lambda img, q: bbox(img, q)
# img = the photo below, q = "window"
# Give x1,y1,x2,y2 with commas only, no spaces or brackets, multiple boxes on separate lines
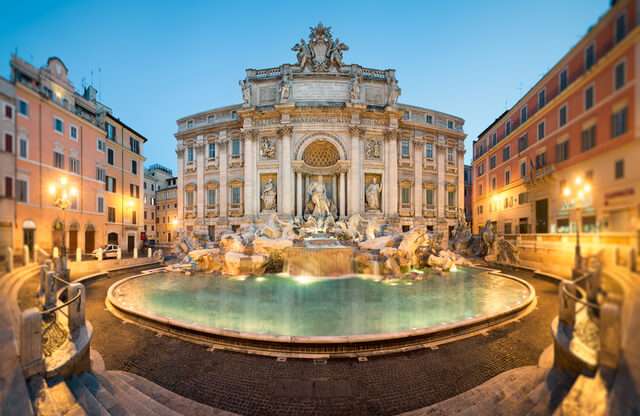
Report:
97,138,106,152
615,13,626,43
69,125,78,140
447,189,456,207
520,161,527,178
108,207,116,222
54,117,64,134
4,104,13,119
504,223,512,235
559,70,569,92
611,107,628,138
505,170,511,185
231,139,241,157
519,218,529,234
106,122,116,140
538,89,546,109
4,133,13,153
502,145,510,162
581,125,596,151
207,189,217,206
129,137,140,154
518,192,528,205
185,191,194,207
97,196,104,213
520,106,528,123
615,159,624,179
231,111,238,120
53,151,64,169
4,177,12,198
19,137,27,159
106,176,116,193
18,99,28,117
96,167,106,182
107,148,115,165
556,140,569,163
131,160,138,175
477,205,483,215
491,176,496,190
131,211,137,225
505,120,512,136
207,115,215,123
425,143,433,159
585,43,595,70
584,86,594,110
130,184,140,198
401,140,410,159
208,143,216,159
535,152,547,169
559,105,567,127
447,147,454,163
447,120,454,129
490,132,497,147
489,155,496,169
614,61,625,90
16,179,27,202
518,134,529,152
426,114,433,124
537,122,545,140
187,147,194,162
401,187,411,207
425,189,434,207
476,162,485,176
187,120,194,128
231,187,241,204
69,157,80,174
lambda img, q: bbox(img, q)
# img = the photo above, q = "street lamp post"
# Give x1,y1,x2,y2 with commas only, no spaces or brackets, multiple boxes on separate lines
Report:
49,176,78,282
562,176,592,275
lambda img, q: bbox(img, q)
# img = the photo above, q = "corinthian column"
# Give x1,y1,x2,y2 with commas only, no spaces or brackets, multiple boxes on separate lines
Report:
176,142,185,228
436,135,446,219
279,125,294,216
339,171,346,218
195,135,205,221
243,130,257,217
414,141,423,217
296,171,303,218
385,129,399,217
348,126,363,215
457,143,465,211
218,131,228,218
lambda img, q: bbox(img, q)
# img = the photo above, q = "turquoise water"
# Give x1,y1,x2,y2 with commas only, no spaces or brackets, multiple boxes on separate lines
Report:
113,268,530,337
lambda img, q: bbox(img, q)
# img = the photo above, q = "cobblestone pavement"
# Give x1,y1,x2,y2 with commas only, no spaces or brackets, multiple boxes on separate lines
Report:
85,269,558,416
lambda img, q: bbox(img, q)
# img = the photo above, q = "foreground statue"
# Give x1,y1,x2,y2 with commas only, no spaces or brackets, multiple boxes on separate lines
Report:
365,178,382,211
306,176,331,218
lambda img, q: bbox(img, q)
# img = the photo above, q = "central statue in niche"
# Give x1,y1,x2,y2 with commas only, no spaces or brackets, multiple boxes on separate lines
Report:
307,176,331,218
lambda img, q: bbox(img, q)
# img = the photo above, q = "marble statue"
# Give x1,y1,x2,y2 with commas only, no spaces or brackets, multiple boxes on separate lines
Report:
350,74,361,101
260,138,276,160
387,74,400,105
261,179,277,211
292,38,313,70
328,38,349,68
366,177,382,210
365,139,381,160
239,79,251,105
307,176,331,217
280,75,291,102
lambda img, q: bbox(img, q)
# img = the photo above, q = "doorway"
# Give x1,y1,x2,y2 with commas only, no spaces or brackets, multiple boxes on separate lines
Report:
107,232,119,245
127,235,135,254
85,229,95,252
23,229,35,254
69,230,78,253
535,199,549,233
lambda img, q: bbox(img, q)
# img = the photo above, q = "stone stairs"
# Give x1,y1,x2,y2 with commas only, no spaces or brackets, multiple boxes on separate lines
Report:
29,370,237,416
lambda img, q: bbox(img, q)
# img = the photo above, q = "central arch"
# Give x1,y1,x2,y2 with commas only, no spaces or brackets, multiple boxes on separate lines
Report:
295,133,347,162
302,140,340,167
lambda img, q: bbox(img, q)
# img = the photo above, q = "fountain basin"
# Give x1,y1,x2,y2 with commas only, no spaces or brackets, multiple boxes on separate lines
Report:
107,267,535,357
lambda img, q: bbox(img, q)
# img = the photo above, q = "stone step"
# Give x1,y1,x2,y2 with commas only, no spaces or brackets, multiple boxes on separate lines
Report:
67,375,110,416
78,372,127,416
96,372,181,416
113,371,237,416
30,376,86,416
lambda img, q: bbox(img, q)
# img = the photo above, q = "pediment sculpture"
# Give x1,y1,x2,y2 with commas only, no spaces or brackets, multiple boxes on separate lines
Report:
292,23,349,72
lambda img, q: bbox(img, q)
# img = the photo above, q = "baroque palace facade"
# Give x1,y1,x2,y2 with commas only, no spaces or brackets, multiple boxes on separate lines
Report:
175,24,466,241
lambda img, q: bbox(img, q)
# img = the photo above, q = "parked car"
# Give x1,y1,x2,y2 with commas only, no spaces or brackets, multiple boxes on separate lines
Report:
91,244,120,259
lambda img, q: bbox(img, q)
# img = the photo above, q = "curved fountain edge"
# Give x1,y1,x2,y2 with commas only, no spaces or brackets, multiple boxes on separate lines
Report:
104,265,537,356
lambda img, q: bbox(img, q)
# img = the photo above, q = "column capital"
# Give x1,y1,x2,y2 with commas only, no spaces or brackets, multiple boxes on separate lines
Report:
278,125,293,137
241,129,259,141
384,129,398,141
349,126,364,138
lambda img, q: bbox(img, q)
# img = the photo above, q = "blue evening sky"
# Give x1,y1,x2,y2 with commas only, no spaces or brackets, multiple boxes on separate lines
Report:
0,0,608,171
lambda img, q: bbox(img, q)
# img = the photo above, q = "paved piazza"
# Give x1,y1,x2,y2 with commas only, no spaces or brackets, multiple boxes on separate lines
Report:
87,267,557,416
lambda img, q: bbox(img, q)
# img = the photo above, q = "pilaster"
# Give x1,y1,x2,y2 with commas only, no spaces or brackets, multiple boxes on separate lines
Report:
384,129,399,217
279,125,294,216
436,135,446,219
348,126,363,215
195,135,206,221
175,143,185,230
218,131,228,219
414,141,423,217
